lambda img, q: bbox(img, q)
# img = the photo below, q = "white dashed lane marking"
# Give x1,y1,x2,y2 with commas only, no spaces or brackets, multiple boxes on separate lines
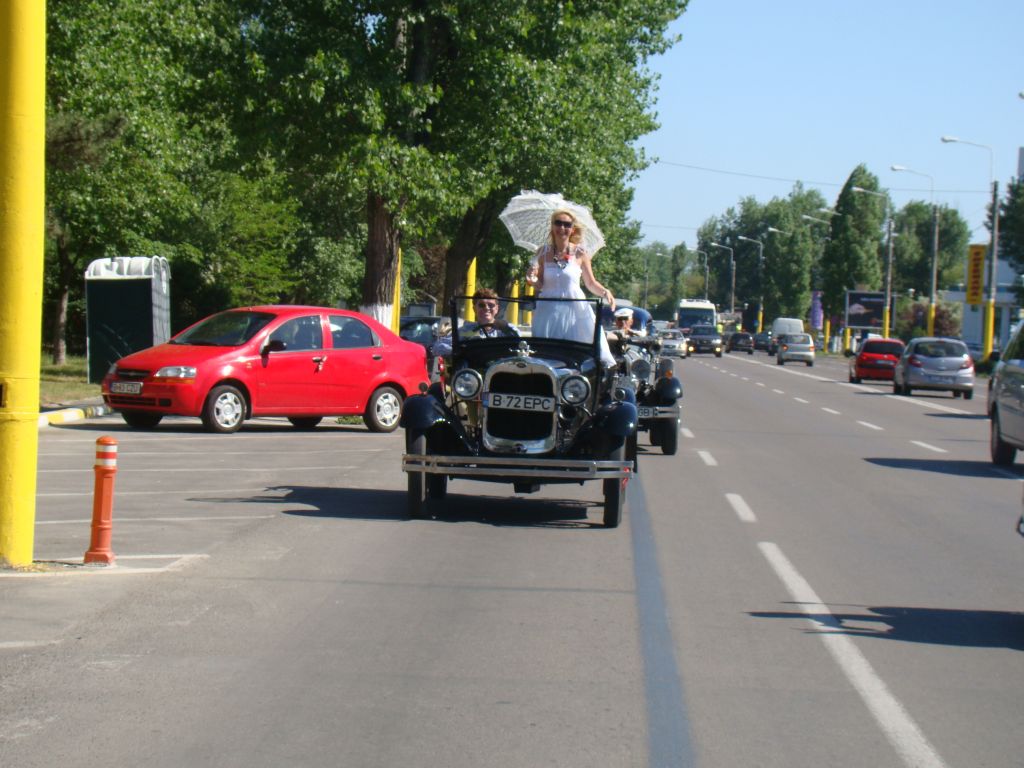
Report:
697,450,718,467
911,440,948,454
726,493,757,523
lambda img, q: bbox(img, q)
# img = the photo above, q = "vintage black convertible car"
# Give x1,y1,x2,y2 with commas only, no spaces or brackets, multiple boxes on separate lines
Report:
400,297,636,527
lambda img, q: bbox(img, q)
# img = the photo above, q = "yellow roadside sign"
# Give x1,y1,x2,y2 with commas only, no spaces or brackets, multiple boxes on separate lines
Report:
966,244,986,306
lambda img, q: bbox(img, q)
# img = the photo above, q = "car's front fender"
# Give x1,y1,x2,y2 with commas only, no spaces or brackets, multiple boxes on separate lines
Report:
655,376,683,403
595,399,638,438
399,393,450,431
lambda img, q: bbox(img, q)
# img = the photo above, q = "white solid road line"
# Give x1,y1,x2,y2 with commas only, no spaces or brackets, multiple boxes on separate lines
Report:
37,515,276,525
725,493,757,523
911,440,948,454
758,542,949,768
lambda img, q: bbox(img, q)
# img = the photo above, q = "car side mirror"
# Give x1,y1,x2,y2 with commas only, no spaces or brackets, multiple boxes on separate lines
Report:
989,350,1001,363
843,349,854,357
262,339,287,355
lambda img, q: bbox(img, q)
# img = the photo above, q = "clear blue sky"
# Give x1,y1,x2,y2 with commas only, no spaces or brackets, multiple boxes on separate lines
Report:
629,0,1024,248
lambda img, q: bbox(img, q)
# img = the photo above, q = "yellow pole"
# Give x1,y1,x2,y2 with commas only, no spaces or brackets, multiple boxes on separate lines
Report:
0,2,46,567
843,326,852,353
390,248,402,333
823,318,831,354
523,284,533,326
508,281,520,325
464,257,477,321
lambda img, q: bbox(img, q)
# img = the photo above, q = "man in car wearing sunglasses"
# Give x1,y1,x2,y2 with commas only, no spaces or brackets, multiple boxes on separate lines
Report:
432,288,519,357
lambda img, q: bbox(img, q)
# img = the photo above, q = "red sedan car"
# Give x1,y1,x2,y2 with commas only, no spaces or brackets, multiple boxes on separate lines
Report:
102,306,429,433
848,338,905,383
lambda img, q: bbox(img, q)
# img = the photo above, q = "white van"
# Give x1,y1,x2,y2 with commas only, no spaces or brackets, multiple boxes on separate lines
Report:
769,317,804,354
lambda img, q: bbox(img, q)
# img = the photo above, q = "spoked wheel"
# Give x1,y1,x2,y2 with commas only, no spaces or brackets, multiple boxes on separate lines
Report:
660,419,679,456
603,444,627,529
407,432,428,518
122,411,163,429
288,417,322,430
427,473,448,500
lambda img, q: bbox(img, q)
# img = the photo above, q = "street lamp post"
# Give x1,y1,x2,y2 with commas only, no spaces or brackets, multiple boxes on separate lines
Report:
737,235,764,332
801,213,838,347
693,249,709,300
941,135,999,360
710,242,734,313
891,165,939,335
850,187,895,338
764,227,790,333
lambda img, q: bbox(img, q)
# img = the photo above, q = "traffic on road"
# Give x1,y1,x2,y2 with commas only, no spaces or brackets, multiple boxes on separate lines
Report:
4,349,1021,767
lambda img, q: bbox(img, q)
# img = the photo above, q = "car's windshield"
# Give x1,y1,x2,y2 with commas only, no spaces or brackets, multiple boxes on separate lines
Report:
451,295,603,351
863,341,903,356
173,311,276,346
789,334,812,344
916,341,968,358
691,325,716,335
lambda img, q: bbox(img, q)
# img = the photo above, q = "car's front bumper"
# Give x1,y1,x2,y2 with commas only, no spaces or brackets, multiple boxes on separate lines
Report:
637,404,680,421
102,380,204,415
402,453,632,481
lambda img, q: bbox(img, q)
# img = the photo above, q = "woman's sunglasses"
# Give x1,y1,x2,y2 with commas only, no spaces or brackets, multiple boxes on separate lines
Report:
553,220,574,229
475,301,498,310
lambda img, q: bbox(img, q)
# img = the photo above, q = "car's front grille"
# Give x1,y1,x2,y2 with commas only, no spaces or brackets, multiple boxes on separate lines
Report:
116,368,150,381
108,395,160,406
485,369,555,442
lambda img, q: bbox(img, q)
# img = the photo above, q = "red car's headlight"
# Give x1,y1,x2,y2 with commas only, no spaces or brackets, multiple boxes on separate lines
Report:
154,366,198,379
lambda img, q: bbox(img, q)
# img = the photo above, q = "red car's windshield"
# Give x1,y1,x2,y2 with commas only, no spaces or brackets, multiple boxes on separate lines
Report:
172,311,277,346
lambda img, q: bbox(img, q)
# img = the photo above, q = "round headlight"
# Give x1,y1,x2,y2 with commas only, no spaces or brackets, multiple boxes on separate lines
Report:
629,358,652,380
452,369,483,399
560,375,590,404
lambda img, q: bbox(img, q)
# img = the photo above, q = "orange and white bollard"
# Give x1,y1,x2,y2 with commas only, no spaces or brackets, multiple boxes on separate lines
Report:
84,436,118,565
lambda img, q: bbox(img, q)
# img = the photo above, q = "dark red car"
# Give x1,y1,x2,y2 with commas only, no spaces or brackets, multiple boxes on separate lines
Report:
102,306,429,433
848,338,905,383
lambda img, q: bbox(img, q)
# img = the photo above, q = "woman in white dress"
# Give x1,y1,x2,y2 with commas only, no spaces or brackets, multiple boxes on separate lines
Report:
526,209,617,366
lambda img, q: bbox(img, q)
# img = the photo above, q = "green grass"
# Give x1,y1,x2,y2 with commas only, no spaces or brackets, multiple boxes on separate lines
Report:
39,355,101,407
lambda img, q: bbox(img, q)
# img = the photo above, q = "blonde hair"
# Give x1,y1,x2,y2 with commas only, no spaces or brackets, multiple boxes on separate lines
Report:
549,209,586,248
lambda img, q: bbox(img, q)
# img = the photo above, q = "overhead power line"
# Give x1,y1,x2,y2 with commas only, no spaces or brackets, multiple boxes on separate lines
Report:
652,159,989,195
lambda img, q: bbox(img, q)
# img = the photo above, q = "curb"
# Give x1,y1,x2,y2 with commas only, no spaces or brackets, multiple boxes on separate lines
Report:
38,403,114,428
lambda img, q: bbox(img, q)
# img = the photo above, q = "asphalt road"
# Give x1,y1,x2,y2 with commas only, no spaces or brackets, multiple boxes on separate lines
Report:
2,353,1022,767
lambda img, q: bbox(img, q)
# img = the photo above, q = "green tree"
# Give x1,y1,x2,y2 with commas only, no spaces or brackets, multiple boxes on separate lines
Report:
999,178,1024,303
821,165,885,319
228,1,687,319
46,0,227,361
890,201,969,300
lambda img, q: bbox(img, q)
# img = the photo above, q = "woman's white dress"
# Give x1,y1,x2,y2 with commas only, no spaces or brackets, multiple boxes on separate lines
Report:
532,245,616,366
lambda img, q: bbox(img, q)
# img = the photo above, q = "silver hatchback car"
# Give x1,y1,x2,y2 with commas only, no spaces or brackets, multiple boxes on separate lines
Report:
892,337,974,399
776,333,815,366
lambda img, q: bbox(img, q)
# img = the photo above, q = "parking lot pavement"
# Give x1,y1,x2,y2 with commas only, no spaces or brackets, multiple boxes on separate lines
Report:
3,414,407,649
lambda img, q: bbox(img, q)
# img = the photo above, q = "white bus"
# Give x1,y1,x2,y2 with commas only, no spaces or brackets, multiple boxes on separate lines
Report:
677,299,717,332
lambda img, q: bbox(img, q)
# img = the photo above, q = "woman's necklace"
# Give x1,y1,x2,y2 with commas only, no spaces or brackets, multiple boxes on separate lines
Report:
552,244,571,270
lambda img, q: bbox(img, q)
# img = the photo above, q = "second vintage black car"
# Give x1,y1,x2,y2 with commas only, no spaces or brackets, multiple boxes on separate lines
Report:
607,332,682,456
401,297,637,528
